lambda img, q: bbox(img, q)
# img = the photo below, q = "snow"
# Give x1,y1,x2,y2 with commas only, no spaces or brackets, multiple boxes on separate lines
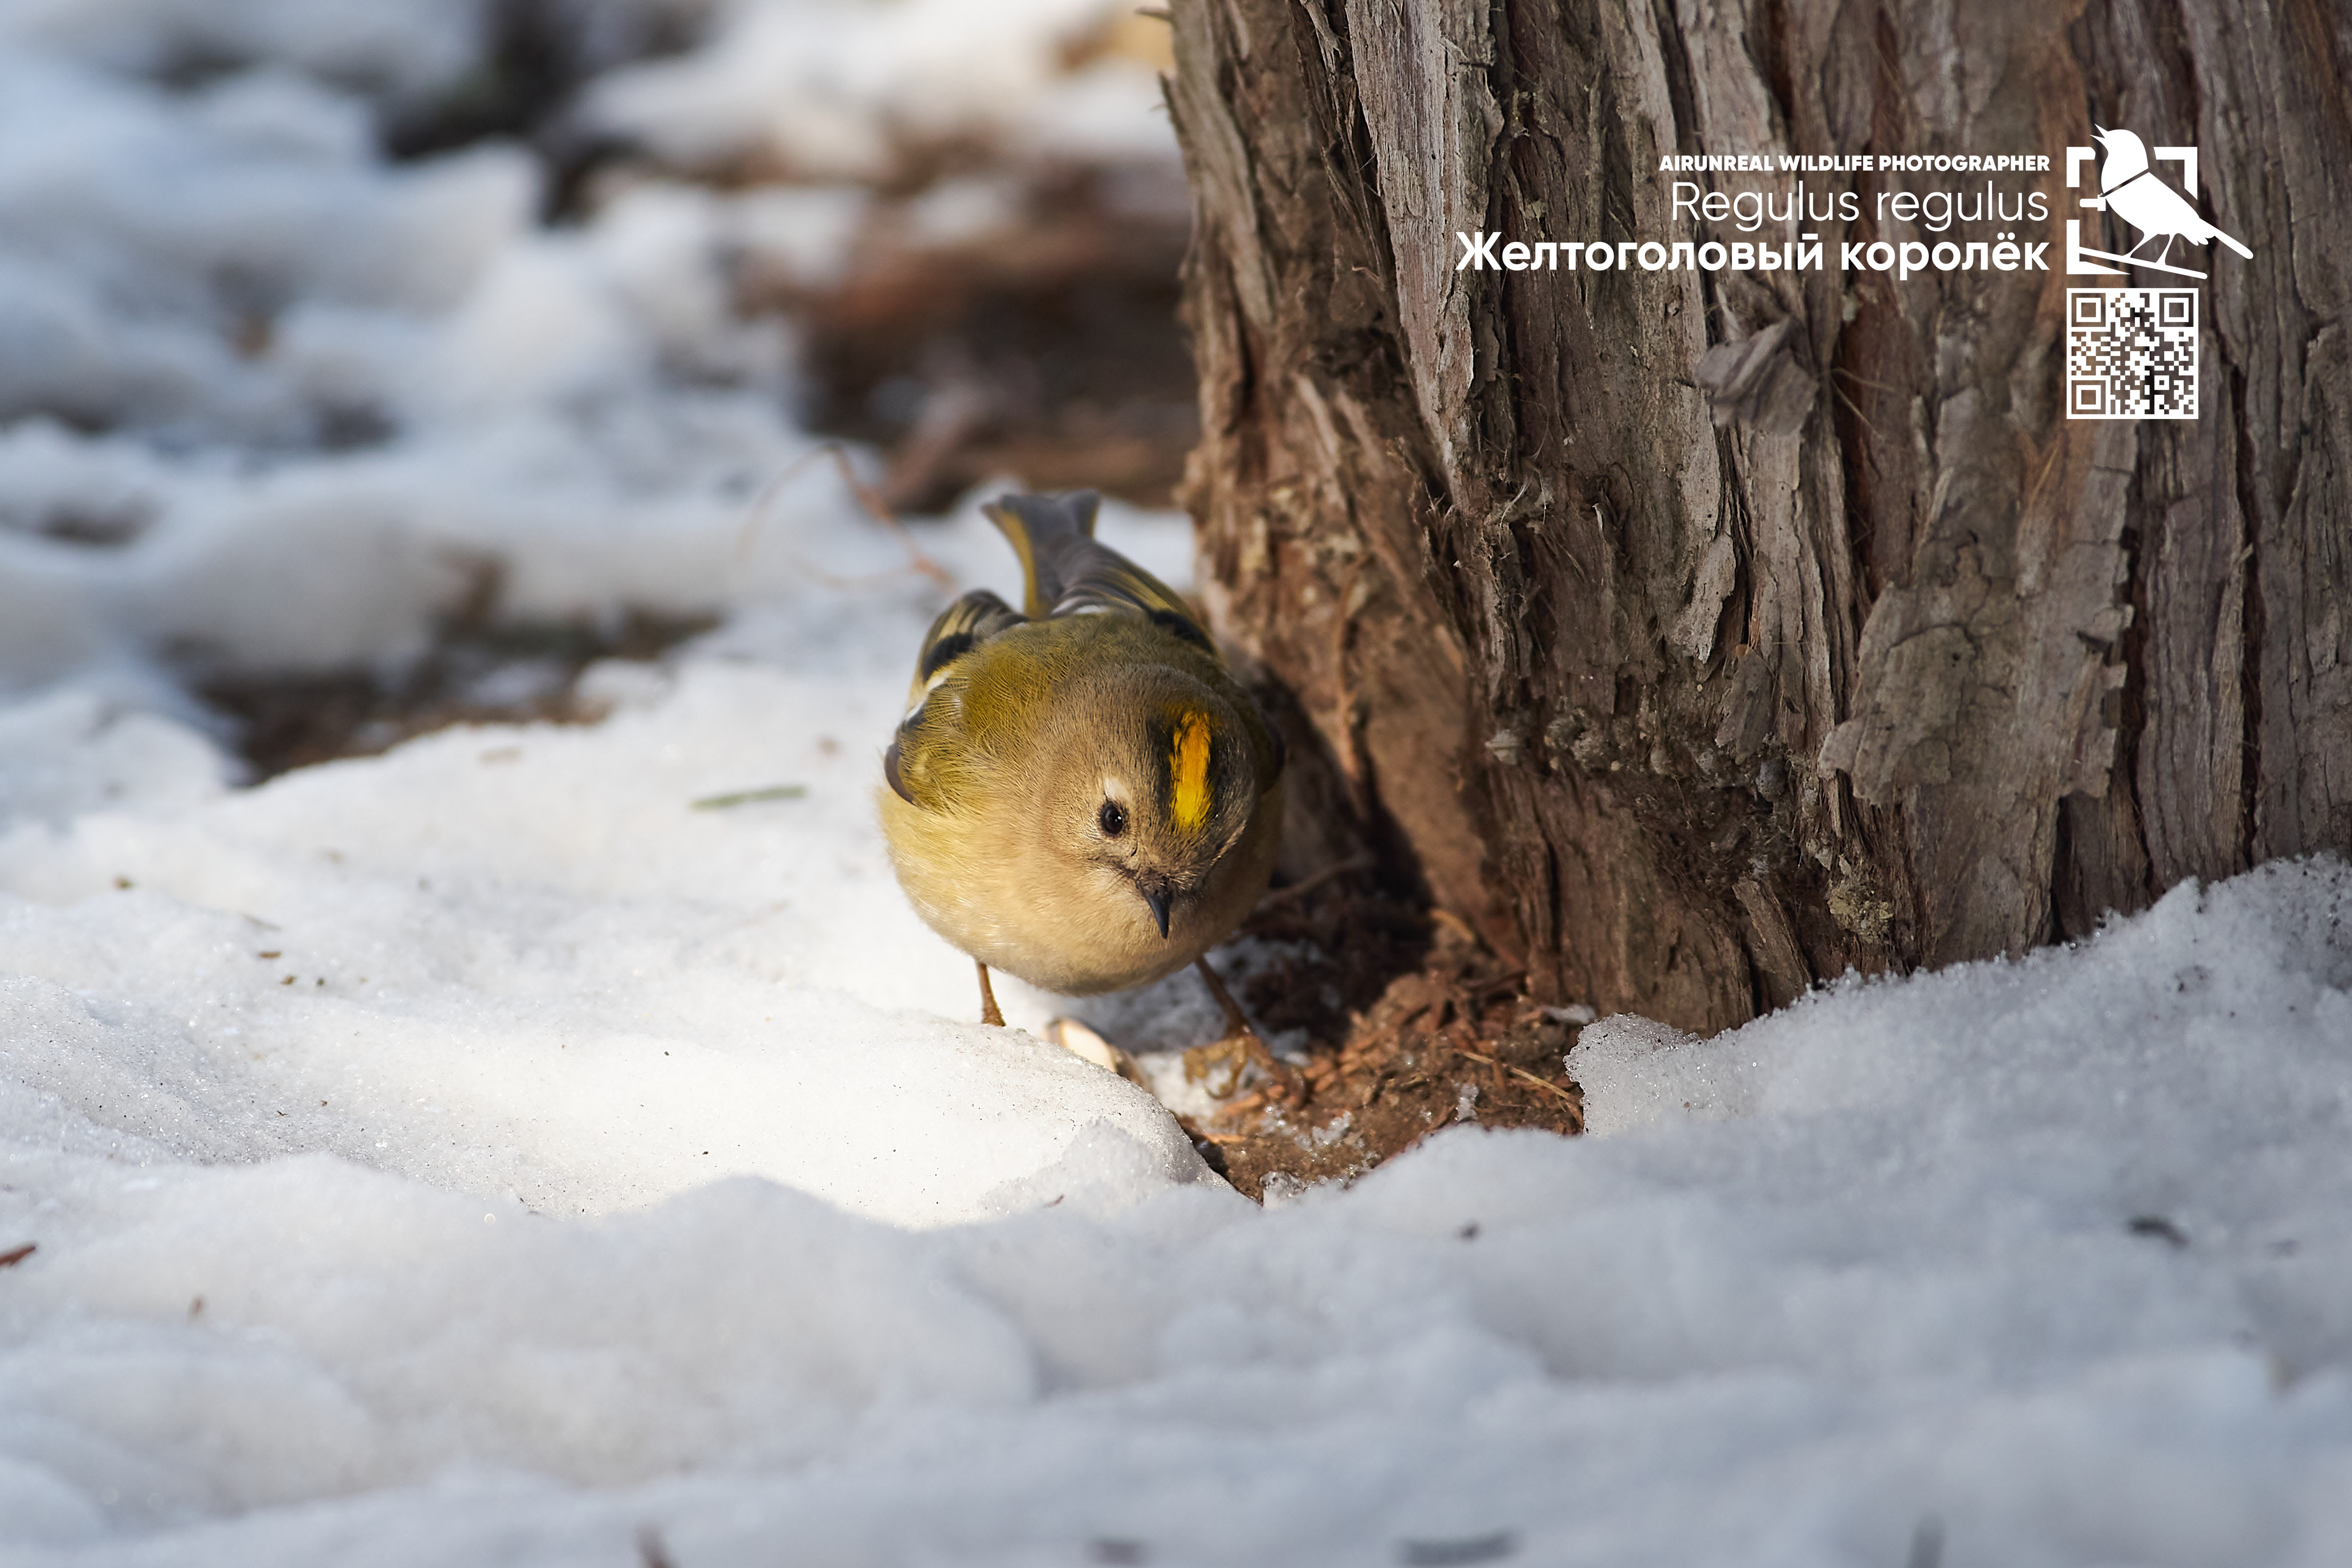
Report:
2,1,2350,1564
582,0,1175,180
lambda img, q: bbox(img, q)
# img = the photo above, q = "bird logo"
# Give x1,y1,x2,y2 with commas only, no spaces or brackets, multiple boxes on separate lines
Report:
2071,127,2251,278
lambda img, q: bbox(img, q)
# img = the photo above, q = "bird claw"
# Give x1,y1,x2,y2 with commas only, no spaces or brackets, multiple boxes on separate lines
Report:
1182,1035,1252,1098
1182,1029,1303,1106
1184,954,1300,1102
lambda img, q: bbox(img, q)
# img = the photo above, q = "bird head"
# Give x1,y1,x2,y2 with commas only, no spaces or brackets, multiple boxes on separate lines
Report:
1035,667,1262,941
2091,126,2150,179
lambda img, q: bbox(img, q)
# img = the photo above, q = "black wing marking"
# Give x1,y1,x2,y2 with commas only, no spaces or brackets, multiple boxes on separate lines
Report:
906,589,1023,703
889,589,1026,805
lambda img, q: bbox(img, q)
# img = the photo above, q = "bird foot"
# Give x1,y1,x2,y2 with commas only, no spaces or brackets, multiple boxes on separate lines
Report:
1181,1028,1303,1107
1181,1035,1251,1099
1185,956,1303,1106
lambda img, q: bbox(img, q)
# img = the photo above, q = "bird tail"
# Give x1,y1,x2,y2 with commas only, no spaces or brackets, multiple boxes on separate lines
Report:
983,491,1099,617
2213,227,2253,259
981,492,1208,650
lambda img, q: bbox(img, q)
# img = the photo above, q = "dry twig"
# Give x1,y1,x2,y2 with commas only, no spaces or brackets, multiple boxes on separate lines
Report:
735,442,957,594
1450,1045,1581,1106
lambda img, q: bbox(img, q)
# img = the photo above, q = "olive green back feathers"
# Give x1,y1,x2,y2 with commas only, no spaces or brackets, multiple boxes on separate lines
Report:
883,491,1282,813
877,490,1286,997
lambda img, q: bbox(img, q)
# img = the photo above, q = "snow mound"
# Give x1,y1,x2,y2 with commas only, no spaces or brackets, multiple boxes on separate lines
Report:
4,841,2349,1562
0,650,1221,1228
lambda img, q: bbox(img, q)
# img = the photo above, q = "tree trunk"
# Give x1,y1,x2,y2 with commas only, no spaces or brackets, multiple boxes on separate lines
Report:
1166,0,2351,1032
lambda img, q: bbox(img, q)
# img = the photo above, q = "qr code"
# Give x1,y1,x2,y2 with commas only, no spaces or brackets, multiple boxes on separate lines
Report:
2067,288,2198,420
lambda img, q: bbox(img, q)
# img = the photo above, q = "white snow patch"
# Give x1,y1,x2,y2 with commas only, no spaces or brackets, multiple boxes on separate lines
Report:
584,0,1170,181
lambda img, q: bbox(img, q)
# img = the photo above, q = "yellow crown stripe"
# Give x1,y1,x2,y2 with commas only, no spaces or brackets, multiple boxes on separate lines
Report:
1170,710,1212,832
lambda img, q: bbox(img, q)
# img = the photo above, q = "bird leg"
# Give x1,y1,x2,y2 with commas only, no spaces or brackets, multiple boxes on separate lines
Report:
1186,957,1302,1105
975,960,1005,1028
1194,955,1255,1040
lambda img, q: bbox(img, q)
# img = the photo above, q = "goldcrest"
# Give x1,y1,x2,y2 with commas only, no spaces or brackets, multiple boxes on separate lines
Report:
879,491,1284,1023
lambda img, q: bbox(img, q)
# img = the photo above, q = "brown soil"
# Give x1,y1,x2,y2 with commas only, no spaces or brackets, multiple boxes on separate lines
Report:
1176,875,1586,1203
756,167,1200,513
202,602,712,781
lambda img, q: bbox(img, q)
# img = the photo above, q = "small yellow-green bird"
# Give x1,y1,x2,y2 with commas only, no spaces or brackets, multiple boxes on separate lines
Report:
879,490,1284,1028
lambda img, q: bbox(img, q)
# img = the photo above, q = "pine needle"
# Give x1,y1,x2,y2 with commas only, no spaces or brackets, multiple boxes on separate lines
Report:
690,784,808,810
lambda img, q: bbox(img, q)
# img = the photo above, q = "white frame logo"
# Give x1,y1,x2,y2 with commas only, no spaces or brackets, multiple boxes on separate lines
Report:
2062,127,2248,421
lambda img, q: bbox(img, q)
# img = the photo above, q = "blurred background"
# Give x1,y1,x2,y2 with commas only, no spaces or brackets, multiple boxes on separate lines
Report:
0,0,1195,779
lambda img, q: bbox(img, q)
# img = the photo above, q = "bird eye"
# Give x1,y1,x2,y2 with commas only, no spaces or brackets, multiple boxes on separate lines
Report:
1098,800,1127,837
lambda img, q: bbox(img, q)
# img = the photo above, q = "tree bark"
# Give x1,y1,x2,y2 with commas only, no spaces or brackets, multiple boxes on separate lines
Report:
1167,0,2351,1032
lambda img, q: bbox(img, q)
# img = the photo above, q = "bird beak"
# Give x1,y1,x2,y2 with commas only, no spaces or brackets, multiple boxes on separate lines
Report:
1140,883,1172,939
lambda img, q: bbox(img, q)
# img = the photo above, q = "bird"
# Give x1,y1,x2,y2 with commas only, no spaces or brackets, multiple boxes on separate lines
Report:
878,489,1285,1039
2081,126,2252,267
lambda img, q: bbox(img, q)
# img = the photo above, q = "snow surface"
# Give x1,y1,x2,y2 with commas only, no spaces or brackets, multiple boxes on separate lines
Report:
3,2,2351,1564
583,0,1177,179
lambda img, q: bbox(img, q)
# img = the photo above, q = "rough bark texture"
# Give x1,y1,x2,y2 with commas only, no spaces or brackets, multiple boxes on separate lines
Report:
1169,0,2351,1031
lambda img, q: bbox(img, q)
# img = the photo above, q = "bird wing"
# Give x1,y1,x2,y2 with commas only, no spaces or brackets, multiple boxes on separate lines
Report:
886,587,1028,808
901,589,1026,708
2114,179,2203,238
2111,179,2256,257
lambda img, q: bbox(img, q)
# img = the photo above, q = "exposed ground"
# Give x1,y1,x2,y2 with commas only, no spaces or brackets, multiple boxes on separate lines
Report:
772,166,1199,515
1178,876,1584,1202
204,156,1201,780
202,608,716,781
